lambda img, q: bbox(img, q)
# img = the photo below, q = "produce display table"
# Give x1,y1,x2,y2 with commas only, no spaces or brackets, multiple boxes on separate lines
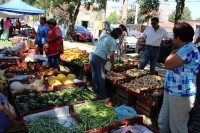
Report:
0,47,161,133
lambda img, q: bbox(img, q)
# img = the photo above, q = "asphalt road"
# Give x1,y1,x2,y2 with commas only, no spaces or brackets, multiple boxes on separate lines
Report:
63,41,167,76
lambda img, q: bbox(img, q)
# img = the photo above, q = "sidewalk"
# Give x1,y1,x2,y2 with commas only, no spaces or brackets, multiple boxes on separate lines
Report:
63,41,167,76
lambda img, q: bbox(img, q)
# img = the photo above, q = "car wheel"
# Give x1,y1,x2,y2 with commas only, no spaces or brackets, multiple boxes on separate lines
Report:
138,49,144,58
74,35,79,41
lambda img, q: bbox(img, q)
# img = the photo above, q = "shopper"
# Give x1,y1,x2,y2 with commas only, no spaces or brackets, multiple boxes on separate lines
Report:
158,22,200,133
117,24,127,59
139,17,170,72
44,19,63,69
89,28,123,97
2,17,11,40
35,16,48,55
16,18,21,31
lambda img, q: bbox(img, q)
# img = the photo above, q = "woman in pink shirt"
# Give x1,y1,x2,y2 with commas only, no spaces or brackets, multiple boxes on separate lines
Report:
3,17,11,40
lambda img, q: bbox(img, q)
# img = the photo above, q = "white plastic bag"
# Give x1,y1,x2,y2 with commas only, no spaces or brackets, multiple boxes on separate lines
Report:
105,61,111,71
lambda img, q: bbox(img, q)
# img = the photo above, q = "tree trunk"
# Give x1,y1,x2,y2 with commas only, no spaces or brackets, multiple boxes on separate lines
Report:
100,0,107,36
175,0,185,23
121,0,128,25
65,1,81,41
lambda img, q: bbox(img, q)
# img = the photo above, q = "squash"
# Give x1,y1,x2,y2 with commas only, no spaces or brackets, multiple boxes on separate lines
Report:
66,74,76,80
56,74,66,82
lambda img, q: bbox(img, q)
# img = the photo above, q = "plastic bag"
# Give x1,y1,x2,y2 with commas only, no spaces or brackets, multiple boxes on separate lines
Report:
115,105,137,121
105,61,111,71
113,125,153,133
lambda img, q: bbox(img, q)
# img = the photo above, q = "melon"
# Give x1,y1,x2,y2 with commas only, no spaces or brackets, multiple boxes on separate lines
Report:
66,74,76,80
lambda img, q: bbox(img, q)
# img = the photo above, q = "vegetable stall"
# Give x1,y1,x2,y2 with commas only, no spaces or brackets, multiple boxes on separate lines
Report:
0,42,163,133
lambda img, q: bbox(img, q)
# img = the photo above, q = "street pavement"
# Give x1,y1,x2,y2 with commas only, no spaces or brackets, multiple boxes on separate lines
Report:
63,41,167,76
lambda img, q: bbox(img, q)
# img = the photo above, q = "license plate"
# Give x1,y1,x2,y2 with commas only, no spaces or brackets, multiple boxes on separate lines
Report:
129,45,136,48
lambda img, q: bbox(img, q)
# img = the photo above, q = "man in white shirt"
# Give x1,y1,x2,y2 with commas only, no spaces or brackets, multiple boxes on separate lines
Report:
139,17,170,72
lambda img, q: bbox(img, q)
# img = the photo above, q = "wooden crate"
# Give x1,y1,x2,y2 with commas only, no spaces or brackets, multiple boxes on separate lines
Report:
116,87,137,105
136,100,157,117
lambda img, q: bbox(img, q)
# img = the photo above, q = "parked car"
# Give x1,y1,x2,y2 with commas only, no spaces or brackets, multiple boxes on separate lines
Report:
73,25,93,42
135,37,173,63
110,24,138,52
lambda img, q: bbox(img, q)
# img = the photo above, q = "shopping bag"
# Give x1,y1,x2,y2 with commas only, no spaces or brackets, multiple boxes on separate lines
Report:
115,105,137,121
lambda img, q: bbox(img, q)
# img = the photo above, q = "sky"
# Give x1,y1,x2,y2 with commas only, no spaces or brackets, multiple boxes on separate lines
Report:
160,0,200,19
119,0,200,20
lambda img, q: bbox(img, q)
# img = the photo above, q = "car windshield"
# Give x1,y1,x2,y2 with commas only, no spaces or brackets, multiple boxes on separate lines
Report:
75,26,88,31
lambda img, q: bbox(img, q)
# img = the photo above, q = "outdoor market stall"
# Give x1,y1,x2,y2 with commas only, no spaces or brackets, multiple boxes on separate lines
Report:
0,43,163,132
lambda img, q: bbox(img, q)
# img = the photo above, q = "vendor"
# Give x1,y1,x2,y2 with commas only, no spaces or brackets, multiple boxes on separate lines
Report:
44,19,63,70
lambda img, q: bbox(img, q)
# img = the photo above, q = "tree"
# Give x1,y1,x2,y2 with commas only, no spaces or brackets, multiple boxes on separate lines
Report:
136,0,160,24
168,7,192,22
175,0,185,23
50,0,109,40
127,8,135,24
121,0,128,24
106,11,120,24
196,17,200,21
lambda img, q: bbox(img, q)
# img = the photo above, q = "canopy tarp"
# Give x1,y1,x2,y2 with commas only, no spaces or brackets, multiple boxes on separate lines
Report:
0,0,44,15
0,11,25,18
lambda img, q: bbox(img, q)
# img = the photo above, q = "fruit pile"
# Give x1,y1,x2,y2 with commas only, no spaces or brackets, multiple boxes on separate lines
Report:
60,49,89,63
47,73,76,88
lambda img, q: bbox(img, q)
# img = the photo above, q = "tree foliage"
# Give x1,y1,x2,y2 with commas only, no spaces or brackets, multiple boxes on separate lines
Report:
136,0,160,24
106,11,120,24
175,0,185,23
196,17,200,21
127,8,135,24
168,7,192,22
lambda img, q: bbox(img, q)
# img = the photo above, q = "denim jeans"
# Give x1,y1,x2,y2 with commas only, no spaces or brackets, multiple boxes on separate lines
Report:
139,45,160,72
89,52,107,97
158,90,195,133
48,52,60,69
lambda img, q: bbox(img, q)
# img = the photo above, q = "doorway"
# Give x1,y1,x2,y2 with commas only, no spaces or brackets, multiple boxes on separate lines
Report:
82,21,88,28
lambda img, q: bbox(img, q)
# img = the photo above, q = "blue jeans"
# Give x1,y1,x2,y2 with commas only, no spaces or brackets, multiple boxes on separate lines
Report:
89,52,107,97
139,45,160,72
48,52,60,69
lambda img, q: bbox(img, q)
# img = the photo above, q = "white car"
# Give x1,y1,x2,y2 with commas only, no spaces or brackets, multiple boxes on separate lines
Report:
126,30,138,51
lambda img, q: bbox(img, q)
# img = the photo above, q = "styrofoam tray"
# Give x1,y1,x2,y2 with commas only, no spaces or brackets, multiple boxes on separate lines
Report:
23,106,75,128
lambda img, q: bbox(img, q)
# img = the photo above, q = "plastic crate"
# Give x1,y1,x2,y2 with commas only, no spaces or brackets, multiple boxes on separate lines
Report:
88,117,159,133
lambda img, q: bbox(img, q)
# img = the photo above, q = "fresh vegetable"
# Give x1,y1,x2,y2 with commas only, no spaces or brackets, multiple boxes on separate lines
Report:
10,81,25,93
27,116,87,133
75,102,118,129
58,87,97,105
16,92,63,112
